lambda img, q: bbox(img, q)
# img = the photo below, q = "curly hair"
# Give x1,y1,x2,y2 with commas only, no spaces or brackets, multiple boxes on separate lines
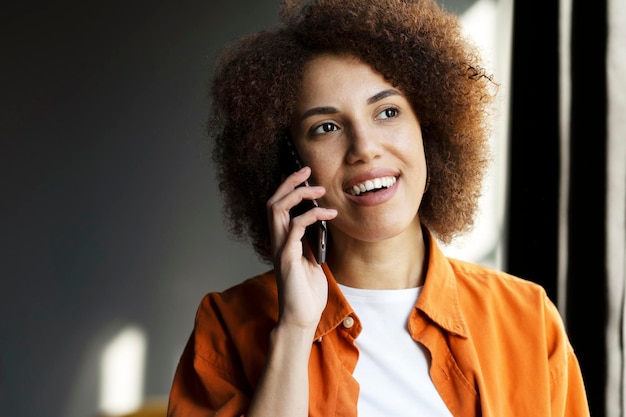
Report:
209,0,497,264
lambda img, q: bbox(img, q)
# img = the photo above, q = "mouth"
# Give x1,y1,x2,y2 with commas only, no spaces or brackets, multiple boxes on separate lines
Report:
346,176,397,196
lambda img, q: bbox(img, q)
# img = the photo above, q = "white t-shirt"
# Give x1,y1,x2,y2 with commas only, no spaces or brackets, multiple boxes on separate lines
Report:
338,284,453,417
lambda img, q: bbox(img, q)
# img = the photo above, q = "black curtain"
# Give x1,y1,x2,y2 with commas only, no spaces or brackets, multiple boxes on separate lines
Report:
566,0,608,414
506,0,608,416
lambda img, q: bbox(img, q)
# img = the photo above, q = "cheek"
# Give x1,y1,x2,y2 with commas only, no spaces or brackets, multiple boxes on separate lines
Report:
408,127,426,159
307,151,341,185
395,129,425,163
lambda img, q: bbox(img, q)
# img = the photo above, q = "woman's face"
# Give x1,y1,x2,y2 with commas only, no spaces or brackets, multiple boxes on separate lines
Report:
289,53,427,244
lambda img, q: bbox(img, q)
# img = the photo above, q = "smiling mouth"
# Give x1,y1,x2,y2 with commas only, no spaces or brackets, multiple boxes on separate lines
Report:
346,176,397,196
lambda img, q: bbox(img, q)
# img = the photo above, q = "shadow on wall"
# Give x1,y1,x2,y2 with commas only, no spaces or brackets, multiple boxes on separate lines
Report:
3,2,276,417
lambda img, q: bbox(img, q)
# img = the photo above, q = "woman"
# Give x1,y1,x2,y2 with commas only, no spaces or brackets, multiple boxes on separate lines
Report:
167,0,590,416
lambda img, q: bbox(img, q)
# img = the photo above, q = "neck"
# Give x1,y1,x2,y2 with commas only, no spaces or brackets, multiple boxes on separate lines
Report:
326,222,428,290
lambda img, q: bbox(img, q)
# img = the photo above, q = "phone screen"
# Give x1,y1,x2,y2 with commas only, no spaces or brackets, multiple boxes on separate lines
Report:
280,140,328,264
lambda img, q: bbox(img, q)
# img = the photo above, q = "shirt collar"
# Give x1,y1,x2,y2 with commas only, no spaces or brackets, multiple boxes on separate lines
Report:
315,262,356,340
417,229,469,338
316,227,469,340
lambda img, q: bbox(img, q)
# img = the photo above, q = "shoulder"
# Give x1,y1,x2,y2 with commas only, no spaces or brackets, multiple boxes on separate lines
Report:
199,269,278,320
447,257,566,331
191,270,279,347
192,270,279,365
447,257,567,343
448,257,550,304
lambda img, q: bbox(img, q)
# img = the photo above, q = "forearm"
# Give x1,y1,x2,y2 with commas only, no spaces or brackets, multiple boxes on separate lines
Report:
246,323,316,417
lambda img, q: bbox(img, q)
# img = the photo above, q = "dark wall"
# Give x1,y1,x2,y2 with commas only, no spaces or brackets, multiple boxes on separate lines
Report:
2,2,278,417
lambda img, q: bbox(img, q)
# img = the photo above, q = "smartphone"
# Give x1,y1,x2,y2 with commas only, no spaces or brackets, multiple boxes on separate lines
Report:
280,140,328,264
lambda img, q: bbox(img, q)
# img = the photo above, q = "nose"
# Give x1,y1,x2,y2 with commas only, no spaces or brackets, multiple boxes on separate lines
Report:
345,123,383,164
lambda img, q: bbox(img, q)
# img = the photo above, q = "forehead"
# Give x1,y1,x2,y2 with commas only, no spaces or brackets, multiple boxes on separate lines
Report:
297,53,395,104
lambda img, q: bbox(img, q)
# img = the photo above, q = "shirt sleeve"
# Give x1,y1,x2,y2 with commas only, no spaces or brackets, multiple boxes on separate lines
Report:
167,297,252,417
560,348,591,417
544,297,591,417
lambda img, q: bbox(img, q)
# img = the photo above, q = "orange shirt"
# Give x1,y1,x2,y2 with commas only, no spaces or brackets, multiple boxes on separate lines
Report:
167,230,590,416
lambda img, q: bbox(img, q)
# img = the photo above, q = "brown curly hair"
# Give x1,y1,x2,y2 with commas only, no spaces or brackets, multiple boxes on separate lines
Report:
209,0,497,264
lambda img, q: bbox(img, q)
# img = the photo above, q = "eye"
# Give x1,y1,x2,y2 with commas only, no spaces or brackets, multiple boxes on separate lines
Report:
376,107,399,120
311,122,340,135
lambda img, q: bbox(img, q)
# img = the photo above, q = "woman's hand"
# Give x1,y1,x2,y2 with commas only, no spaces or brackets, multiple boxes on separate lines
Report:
266,166,338,331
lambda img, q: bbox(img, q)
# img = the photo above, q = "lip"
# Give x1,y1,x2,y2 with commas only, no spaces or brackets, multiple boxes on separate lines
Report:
343,168,400,206
343,168,399,190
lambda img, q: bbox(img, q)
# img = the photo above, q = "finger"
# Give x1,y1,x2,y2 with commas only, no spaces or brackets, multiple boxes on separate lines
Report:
281,208,336,267
267,193,333,261
267,184,330,235
267,166,312,207
266,171,325,240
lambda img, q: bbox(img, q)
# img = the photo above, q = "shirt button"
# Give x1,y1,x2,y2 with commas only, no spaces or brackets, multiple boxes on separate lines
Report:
342,316,354,329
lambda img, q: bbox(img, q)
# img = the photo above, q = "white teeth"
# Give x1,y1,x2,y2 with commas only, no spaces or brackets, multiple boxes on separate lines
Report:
349,176,397,196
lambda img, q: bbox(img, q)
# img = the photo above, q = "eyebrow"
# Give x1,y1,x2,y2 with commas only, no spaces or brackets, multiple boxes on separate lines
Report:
300,106,338,121
367,89,402,105
299,89,403,121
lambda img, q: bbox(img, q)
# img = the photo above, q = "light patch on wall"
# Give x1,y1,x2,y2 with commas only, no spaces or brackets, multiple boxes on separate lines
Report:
99,325,147,416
